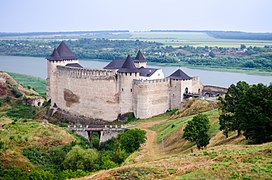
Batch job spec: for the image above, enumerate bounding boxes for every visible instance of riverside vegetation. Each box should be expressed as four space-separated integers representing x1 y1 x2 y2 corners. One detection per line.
1 34 272 73
0 72 271 179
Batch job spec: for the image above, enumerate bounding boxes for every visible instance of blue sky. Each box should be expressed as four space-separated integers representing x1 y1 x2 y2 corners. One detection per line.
0 0 271 32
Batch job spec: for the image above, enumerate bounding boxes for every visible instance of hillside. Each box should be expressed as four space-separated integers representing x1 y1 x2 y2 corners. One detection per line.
80 99 272 179
0 72 75 170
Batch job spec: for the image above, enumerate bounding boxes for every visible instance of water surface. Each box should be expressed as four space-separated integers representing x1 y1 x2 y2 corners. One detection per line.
0 55 271 87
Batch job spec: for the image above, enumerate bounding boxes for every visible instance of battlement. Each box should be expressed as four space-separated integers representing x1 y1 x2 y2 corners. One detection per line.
133 78 170 85
57 66 116 79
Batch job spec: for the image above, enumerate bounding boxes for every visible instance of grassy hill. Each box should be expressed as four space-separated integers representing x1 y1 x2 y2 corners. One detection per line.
0 72 75 170
81 99 272 179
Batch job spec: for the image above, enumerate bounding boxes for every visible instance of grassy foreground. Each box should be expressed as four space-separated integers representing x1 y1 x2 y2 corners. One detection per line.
82 99 272 179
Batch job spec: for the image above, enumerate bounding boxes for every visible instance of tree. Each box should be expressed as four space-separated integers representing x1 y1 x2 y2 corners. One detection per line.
219 81 250 137
183 114 210 149
240 44 246 49
219 82 272 143
209 51 216 58
63 145 98 171
119 129 146 153
196 131 210 150
238 83 272 143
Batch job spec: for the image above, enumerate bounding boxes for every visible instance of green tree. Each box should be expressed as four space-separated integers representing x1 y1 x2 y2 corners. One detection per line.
63 145 98 171
238 83 272 143
240 44 246 49
209 51 216 58
183 114 210 149
219 81 250 137
219 82 272 143
119 129 146 153
196 131 210 150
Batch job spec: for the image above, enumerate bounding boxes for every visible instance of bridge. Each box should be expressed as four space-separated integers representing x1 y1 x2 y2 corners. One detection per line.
202 85 228 97
68 124 127 144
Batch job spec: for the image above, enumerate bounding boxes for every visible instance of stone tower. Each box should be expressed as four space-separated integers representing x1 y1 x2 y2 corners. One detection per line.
134 50 147 68
168 69 193 109
117 55 139 114
46 41 79 106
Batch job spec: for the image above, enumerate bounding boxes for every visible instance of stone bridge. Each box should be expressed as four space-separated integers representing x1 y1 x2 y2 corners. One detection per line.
202 85 228 97
68 124 127 144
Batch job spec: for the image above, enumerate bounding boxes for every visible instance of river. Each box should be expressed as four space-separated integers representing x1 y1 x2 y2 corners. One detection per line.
0 55 271 87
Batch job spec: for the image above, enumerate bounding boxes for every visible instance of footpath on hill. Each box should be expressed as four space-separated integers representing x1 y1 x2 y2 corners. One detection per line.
131 119 168 163
78 118 170 180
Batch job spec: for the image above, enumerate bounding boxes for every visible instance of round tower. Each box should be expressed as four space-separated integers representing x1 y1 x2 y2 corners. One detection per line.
117 55 139 114
46 41 78 105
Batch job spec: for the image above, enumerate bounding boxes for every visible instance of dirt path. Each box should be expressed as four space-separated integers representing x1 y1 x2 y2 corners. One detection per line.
132 119 168 163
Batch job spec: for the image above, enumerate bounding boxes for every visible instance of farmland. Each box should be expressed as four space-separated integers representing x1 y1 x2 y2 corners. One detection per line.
128 31 272 47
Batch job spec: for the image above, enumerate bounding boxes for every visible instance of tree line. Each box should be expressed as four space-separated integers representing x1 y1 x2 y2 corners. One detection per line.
0 39 272 71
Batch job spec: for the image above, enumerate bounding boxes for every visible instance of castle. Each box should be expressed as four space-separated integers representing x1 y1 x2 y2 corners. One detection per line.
46 41 203 122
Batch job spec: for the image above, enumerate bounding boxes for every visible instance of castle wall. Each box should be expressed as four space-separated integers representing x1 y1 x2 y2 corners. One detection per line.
191 76 203 94
55 66 120 121
133 79 170 119
47 59 78 103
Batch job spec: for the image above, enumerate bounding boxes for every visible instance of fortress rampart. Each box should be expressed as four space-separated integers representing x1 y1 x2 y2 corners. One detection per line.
54 66 120 121
46 42 204 123
57 66 116 79
133 78 170 118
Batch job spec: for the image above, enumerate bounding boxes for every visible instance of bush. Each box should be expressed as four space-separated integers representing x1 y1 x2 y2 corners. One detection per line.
100 155 118 169
63 145 99 171
11 89 22 98
22 148 51 166
0 99 5 107
119 129 146 153
60 169 88 179
6 100 37 120
27 169 54 180
5 96 11 103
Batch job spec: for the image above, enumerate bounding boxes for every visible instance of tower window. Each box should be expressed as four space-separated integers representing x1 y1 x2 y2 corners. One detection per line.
131 89 132 92
122 88 124 92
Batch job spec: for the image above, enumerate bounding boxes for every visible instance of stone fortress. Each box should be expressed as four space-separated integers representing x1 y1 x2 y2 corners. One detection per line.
46 41 203 122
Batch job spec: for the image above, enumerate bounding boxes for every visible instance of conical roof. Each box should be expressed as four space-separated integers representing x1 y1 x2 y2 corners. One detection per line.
47 48 61 61
47 41 78 61
118 55 139 73
168 69 192 80
134 50 146 62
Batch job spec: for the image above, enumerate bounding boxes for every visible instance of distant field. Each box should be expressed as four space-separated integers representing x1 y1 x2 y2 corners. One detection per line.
129 32 272 48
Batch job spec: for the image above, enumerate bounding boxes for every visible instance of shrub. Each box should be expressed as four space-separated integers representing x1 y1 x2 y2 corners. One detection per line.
100 155 118 169
5 96 11 103
11 89 22 98
6 100 37 120
27 169 54 180
60 169 88 179
63 145 99 171
119 129 146 153
22 148 51 166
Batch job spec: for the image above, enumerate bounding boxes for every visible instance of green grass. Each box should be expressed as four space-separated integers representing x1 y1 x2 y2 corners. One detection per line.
177 142 272 179
7 72 46 95
150 110 219 143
